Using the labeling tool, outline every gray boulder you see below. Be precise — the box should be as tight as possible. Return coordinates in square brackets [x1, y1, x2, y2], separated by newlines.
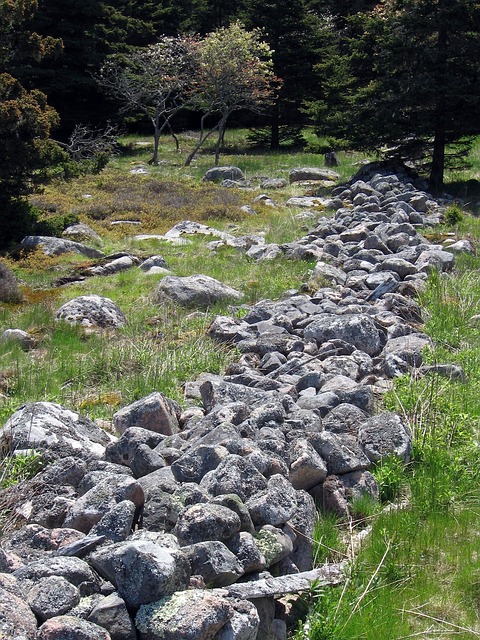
[304, 314, 384, 356]
[0, 401, 112, 461]
[171, 444, 229, 484]
[215, 598, 260, 640]
[62, 223, 102, 244]
[225, 532, 266, 574]
[90, 256, 135, 277]
[37, 615, 112, 640]
[89, 541, 190, 609]
[21, 235, 104, 258]
[289, 167, 340, 183]
[88, 593, 136, 640]
[56, 295, 126, 329]
[13, 556, 100, 594]
[358, 412, 412, 463]
[200, 454, 268, 501]
[245, 474, 297, 527]
[113, 392, 181, 436]
[254, 525, 293, 567]
[157, 274, 242, 308]
[174, 503, 242, 546]
[135, 589, 234, 640]
[289, 438, 328, 490]
[27, 575, 80, 621]
[63, 474, 144, 533]
[183, 540, 243, 587]
[203, 166, 245, 182]
[0, 586, 38, 639]
[1, 328, 36, 350]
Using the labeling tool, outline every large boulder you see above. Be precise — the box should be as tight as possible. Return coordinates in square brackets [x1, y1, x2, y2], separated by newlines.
[56, 295, 126, 329]
[89, 541, 190, 609]
[113, 392, 181, 436]
[0, 401, 112, 460]
[156, 274, 242, 308]
[21, 235, 104, 258]
[289, 167, 340, 183]
[135, 589, 235, 640]
[304, 314, 384, 357]
[203, 166, 245, 182]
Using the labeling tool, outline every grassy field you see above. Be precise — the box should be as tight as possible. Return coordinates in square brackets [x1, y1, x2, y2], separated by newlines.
[1, 130, 480, 636]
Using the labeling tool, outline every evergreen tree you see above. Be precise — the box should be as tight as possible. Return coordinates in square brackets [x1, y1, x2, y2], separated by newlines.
[244, 0, 325, 149]
[311, 0, 480, 191]
[0, 0, 62, 246]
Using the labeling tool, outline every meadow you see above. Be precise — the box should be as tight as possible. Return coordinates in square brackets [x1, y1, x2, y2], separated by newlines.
[1, 129, 480, 637]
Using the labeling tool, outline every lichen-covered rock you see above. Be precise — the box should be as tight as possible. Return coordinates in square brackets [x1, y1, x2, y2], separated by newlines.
[135, 589, 234, 640]
[304, 314, 384, 356]
[37, 615, 112, 640]
[87, 593, 136, 640]
[113, 392, 181, 436]
[56, 295, 125, 328]
[358, 412, 412, 463]
[89, 541, 190, 609]
[0, 401, 112, 461]
[27, 575, 81, 621]
[0, 586, 38, 639]
[183, 540, 243, 587]
[174, 503, 242, 546]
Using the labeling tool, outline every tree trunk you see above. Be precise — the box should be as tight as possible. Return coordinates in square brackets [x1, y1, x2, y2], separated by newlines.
[185, 113, 219, 166]
[429, 11, 448, 194]
[151, 108, 161, 165]
[214, 112, 229, 165]
[269, 101, 280, 151]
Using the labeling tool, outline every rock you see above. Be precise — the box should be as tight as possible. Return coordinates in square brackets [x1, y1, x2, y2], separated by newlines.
[289, 439, 328, 490]
[139, 255, 168, 271]
[0, 586, 38, 639]
[358, 412, 412, 463]
[308, 431, 370, 475]
[308, 261, 347, 288]
[27, 575, 81, 621]
[56, 295, 126, 329]
[225, 532, 266, 574]
[89, 541, 190, 609]
[21, 235, 104, 258]
[88, 593, 136, 640]
[135, 589, 234, 640]
[13, 556, 100, 594]
[246, 474, 298, 527]
[171, 444, 229, 484]
[37, 615, 112, 640]
[200, 454, 268, 502]
[289, 168, 340, 183]
[214, 598, 260, 640]
[1, 328, 36, 350]
[113, 392, 181, 436]
[286, 196, 332, 208]
[64, 473, 143, 533]
[415, 248, 455, 273]
[183, 540, 243, 587]
[174, 503, 242, 546]
[254, 526, 293, 567]
[62, 223, 102, 245]
[156, 274, 242, 308]
[260, 178, 287, 189]
[304, 314, 384, 357]
[203, 166, 245, 182]
[89, 500, 137, 543]
[0, 401, 112, 461]
[90, 256, 135, 277]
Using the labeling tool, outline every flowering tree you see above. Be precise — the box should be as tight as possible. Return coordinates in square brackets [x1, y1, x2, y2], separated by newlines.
[184, 22, 277, 166]
[98, 35, 198, 164]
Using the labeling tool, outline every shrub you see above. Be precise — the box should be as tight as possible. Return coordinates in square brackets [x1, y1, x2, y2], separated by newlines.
[35, 212, 80, 237]
[0, 261, 23, 303]
[444, 203, 464, 226]
[0, 198, 38, 249]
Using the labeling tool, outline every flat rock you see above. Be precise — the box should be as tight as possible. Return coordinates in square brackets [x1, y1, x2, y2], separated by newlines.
[203, 166, 245, 182]
[289, 168, 340, 183]
[156, 274, 242, 308]
[0, 401, 112, 461]
[21, 235, 104, 258]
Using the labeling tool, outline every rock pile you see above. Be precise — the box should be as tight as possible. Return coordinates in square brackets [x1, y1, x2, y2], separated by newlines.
[0, 166, 469, 639]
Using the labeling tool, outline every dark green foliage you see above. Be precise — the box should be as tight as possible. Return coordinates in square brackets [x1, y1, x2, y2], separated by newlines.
[0, 262, 23, 303]
[35, 213, 80, 237]
[309, 0, 480, 192]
